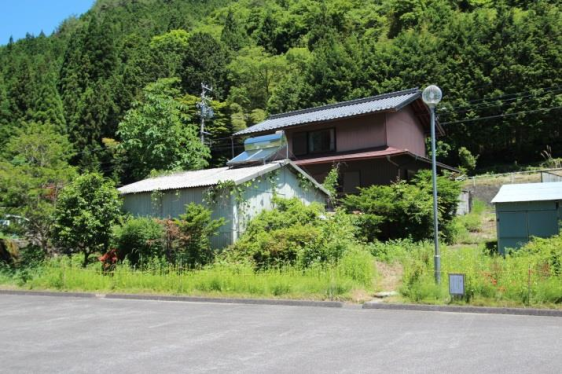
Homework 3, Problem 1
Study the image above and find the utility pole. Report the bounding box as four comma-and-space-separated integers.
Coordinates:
198, 83, 214, 145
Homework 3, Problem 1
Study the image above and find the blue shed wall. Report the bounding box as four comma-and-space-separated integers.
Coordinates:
496, 200, 562, 254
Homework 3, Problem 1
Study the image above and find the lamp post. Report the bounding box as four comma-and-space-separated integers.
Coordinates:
422, 85, 443, 284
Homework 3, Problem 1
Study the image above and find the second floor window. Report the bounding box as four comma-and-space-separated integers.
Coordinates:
293, 128, 335, 156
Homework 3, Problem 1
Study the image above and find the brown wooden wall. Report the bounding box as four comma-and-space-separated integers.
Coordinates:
386, 106, 426, 157
285, 112, 386, 155
300, 156, 431, 192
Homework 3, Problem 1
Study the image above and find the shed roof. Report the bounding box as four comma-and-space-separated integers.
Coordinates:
118, 160, 329, 196
491, 182, 562, 203
234, 88, 424, 136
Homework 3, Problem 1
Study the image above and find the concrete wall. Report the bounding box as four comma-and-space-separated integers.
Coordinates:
541, 171, 562, 183
386, 106, 427, 157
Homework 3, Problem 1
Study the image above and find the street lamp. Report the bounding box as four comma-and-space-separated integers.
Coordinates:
422, 85, 442, 284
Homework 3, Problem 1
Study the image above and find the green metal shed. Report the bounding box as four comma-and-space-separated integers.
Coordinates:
492, 182, 562, 254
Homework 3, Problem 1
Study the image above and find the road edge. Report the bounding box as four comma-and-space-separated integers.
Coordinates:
0, 289, 344, 308
363, 301, 562, 317
2, 289, 561, 316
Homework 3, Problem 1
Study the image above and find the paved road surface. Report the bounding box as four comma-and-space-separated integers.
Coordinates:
0, 295, 560, 373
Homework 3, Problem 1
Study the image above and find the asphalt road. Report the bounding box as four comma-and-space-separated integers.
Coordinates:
0, 295, 561, 374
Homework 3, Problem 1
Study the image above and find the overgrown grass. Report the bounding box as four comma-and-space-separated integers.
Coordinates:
395, 238, 562, 307
0, 250, 376, 301
449, 200, 489, 245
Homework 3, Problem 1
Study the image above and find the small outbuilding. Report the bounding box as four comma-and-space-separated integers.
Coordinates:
118, 160, 329, 249
492, 182, 562, 254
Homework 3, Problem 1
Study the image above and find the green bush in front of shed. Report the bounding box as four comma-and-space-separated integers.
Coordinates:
113, 217, 164, 266
224, 197, 364, 269
173, 203, 225, 267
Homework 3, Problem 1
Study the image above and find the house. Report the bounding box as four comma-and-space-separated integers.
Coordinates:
492, 182, 562, 254
118, 133, 329, 249
234, 88, 457, 194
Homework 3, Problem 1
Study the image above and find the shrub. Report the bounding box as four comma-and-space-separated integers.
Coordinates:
113, 217, 164, 266
344, 170, 461, 242
225, 198, 361, 269
174, 203, 225, 267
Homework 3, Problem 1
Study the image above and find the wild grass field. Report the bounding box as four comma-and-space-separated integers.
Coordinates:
0, 251, 376, 302
1, 200, 561, 308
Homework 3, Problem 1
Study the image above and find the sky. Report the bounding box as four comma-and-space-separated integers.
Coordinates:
0, 0, 95, 45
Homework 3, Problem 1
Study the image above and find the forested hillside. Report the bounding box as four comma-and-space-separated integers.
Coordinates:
0, 0, 561, 183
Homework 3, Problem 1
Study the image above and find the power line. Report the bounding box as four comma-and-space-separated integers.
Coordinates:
440, 105, 562, 126
439, 86, 562, 114
443, 83, 562, 104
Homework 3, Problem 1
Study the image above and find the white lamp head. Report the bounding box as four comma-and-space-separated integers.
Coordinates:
422, 85, 442, 108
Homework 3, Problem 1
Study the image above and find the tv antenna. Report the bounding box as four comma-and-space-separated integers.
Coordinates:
197, 83, 214, 145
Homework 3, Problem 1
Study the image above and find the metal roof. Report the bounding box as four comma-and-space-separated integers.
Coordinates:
293, 146, 459, 172
118, 160, 330, 196
294, 147, 405, 166
234, 88, 421, 136
492, 182, 562, 203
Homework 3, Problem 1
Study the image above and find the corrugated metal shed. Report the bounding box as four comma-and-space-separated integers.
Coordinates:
119, 160, 329, 196
492, 182, 562, 203
492, 182, 562, 254
119, 161, 329, 249
234, 88, 421, 136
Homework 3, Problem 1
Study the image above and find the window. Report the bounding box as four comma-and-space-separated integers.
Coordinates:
309, 129, 335, 154
292, 129, 336, 156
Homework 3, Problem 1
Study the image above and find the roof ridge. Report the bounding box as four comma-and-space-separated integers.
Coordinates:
268, 88, 420, 120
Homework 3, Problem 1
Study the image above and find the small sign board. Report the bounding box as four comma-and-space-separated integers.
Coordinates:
449, 273, 465, 296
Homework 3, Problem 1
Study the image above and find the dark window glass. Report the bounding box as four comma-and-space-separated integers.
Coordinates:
293, 132, 307, 156
308, 129, 335, 154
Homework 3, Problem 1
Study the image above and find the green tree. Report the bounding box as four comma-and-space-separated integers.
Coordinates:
0, 76, 14, 146
31, 72, 66, 132
221, 9, 246, 50
181, 32, 230, 100
227, 46, 289, 112
149, 29, 189, 79
117, 78, 210, 181
458, 147, 478, 174
0, 123, 76, 253
53, 173, 122, 267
